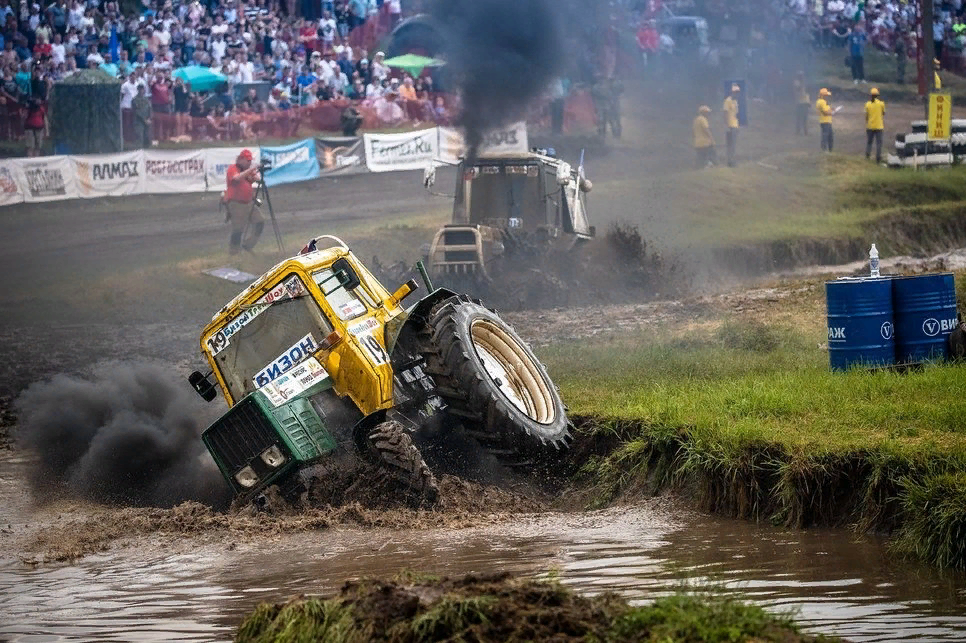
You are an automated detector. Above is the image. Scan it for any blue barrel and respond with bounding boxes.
[892,273,958,363]
[826,277,895,371]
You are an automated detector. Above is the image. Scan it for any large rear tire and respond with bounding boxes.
[424,296,571,465]
[366,420,440,508]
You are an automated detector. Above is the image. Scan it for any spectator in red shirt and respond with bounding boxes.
[150,72,172,139]
[23,96,46,157]
[637,20,659,66]
[223,148,264,254]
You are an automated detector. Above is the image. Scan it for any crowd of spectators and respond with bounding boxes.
[0,0,462,147]
[806,1,966,74]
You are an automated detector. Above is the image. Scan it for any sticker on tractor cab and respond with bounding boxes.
[347,317,380,336]
[253,333,318,388]
[358,331,388,365]
[261,356,329,407]
[206,276,307,357]
[207,303,269,356]
[339,300,366,319]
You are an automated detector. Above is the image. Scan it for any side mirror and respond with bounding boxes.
[188,371,218,402]
[332,257,361,290]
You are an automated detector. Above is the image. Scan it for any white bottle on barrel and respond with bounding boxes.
[869,243,880,278]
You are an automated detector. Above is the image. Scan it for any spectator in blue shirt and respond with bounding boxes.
[849,23,867,84]
[934,15,946,63]
[296,68,315,87]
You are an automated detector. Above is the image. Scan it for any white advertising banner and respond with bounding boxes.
[71,151,145,199]
[363,128,437,173]
[437,122,529,164]
[205,146,260,193]
[0,160,24,206]
[17,155,76,203]
[143,149,207,194]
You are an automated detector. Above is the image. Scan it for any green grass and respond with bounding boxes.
[547,328,966,455]
[541,290,966,568]
[235,596,365,643]
[235,575,835,643]
[613,594,807,643]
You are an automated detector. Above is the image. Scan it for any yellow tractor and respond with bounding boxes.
[188,236,571,507]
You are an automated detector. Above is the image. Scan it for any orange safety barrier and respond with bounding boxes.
[110,90,596,145]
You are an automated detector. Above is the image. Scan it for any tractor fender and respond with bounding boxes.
[351,409,388,458]
[386,287,459,359]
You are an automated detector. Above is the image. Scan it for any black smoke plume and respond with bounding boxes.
[14,364,231,508]
[430,0,565,162]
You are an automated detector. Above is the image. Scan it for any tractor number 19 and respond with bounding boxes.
[362,334,388,365]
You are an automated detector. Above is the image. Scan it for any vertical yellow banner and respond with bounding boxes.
[928,93,953,140]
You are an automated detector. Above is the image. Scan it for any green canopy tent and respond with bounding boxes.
[51,68,122,155]
[173,66,228,92]
[382,54,445,77]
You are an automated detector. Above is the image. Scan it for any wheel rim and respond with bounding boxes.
[470,319,556,424]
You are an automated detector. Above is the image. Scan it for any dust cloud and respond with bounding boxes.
[14,363,231,508]
[429,0,564,162]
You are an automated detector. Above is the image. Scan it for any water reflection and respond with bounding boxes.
[1,507,964,642]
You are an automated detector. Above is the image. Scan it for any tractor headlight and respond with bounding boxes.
[260,445,286,468]
[234,465,259,488]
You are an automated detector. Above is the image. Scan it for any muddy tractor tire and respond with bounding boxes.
[366,420,440,508]
[425,296,571,465]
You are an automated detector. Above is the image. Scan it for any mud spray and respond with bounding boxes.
[14,364,231,508]
[430,0,564,162]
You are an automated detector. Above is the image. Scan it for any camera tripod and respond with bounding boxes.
[248,167,284,253]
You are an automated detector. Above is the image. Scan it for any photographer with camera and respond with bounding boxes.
[223,148,265,254]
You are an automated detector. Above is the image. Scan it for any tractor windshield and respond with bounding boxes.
[467,167,543,229]
[208,274,334,400]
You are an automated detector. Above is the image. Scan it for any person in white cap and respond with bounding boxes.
[372,50,388,81]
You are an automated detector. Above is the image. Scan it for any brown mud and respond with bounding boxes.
[235,571,842,643]
[19,474,550,564]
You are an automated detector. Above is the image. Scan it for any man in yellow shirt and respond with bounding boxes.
[793,71,809,135]
[723,84,740,166]
[816,87,834,152]
[934,58,942,90]
[693,105,716,168]
[864,87,885,163]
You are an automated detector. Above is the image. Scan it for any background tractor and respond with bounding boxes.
[423,151,595,286]
[188,237,572,507]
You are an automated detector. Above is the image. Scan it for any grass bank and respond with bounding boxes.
[542,278,966,571]
[612,153,966,273]
[235,572,842,643]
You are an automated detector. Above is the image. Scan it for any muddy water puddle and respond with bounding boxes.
[2,504,966,642]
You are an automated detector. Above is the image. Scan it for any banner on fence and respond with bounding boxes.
[363,128,437,173]
[205,146,260,193]
[0,161,24,206]
[437,122,529,164]
[261,138,320,187]
[143,149,207,194]
[315,136,367,176]
[18,156,76,203]
[72,150,144,199]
